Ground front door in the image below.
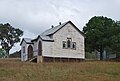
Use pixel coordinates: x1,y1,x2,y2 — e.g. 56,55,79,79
28,45,33,59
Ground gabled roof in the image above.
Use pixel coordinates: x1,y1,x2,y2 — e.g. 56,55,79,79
20,38,33,45
24,38,32,43
41,21,68,36
20,21,85,44
41,21,85,37
31,35,54,42
40,35,54,41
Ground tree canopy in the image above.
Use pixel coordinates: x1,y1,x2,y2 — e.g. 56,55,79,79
83,16,120,60
0,23,23,57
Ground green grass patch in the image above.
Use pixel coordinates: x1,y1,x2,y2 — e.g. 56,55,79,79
0,59,120,81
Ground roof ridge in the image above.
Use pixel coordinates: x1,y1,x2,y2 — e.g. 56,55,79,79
41,21,69,36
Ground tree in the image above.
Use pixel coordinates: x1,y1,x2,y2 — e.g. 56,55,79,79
109,21,120,58
83,16,120,60
0,48,6,58
0,23,23,57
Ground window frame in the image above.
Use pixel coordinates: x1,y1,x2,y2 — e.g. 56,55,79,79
67,38,72,48
62,38,76,50
72,42,76,50
63,41,66,49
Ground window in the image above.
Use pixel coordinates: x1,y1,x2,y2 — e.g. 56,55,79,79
67,38,71,48
23,46,25,53
62,38,76,50
63,41,66,48
72,42,76,49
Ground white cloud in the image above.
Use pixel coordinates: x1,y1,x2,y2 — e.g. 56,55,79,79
0,0,120,53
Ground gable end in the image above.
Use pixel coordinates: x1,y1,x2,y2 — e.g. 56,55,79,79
20,38,33,45
50,21,85,37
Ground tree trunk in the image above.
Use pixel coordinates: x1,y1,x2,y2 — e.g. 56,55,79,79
99,45,105,60
100,50,103,60
6,49,9,58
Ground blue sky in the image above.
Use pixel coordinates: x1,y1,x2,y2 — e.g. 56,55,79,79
0,0,120,53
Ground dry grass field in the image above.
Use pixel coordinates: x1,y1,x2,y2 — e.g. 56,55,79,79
0,59,120,81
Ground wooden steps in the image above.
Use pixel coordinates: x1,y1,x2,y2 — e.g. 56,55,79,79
28,56,37,63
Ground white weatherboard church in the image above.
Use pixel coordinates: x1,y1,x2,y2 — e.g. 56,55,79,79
20,21,85,62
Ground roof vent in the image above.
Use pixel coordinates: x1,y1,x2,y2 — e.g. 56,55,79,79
51,25,54,28
59,22,61,25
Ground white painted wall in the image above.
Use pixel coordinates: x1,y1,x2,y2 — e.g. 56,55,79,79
42,23,85,59
33,38,43,56
21,41,28,61
42,41,53,56
21,41,33,61
33,41,38,56
21,22,85,61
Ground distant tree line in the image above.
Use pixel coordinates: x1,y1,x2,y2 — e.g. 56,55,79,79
83,16,120,60
9,50,21,58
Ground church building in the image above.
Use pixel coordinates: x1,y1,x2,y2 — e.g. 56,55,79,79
20,21,85,62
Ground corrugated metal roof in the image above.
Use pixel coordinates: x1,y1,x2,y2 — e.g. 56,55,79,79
41,21,68,36
20,38,33,45
40,35,54,41
21,21,84,43
24,38,32,43
39,21,68,41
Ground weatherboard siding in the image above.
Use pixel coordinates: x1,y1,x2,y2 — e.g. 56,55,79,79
21,21,85,62
33,41,38,56
42,41,53,56
33,38,43,56
21,41,26,61
44,23,85,59
21,41,33,61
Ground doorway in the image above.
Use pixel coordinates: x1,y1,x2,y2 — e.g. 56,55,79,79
28,45,33,59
